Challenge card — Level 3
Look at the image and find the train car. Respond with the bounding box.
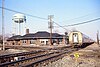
[69,31,94,47]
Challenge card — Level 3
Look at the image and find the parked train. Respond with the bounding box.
[69,31,94,47]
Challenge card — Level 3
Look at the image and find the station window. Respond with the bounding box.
[23,41,24,43]
[12,42,14,45]
[59,39,62,42]
[24,41,26,43]
[30,40,35,44]
[30,41,32,44]
[41,41,44,43]
[23,40,26,43]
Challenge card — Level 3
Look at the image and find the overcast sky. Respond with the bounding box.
[0,0,100,40]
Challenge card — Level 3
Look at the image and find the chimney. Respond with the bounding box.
[26,29,29,34]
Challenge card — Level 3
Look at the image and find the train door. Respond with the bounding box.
[73,33,78,43]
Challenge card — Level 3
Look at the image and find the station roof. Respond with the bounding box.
[7,35,22,41]
[7,31,64,41]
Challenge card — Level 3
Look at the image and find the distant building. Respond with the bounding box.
[7,31,66,46]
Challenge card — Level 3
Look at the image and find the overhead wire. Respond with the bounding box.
[62,17,100,27]
[53,22,68,31]
[0,7,68,31]
[0,7,48,20]
[0,7,99,31]
[53,12,100,30]
[53,17,100,33]
[62,11,99,22]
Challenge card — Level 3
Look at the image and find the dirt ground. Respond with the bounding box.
[0,43,100,67]
[62,43,100,67]
[0,49,28,55]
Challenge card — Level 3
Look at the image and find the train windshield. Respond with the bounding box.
[73,33,78,43]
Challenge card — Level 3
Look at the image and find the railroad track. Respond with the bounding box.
[0,52,56,67]
[0,46,72,64]
[0,47,78,67]
[0,50,46,63]
[0,45,43,51]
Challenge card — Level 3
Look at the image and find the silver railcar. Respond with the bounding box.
[69,31,93,47]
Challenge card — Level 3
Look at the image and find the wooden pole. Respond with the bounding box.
[48,15,54,45]
[97,31,99,45]
[2,0,5,50]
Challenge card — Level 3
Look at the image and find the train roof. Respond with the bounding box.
[69,31,93,40]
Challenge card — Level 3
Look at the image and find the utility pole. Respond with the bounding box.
[97,31,99,45]
[48,15,54,45]
[2,0,5,50]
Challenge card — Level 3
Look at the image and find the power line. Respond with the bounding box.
[62,11,99,22]
[0,7,68,31]
[2,7,99,31]
[0,7,48,20]
[64,17,100,27]
[55,17,100,27]
[53,22,68,31]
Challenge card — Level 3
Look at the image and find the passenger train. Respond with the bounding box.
[69,31,94,47]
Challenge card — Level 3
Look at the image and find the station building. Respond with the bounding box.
[7,29,66,46]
